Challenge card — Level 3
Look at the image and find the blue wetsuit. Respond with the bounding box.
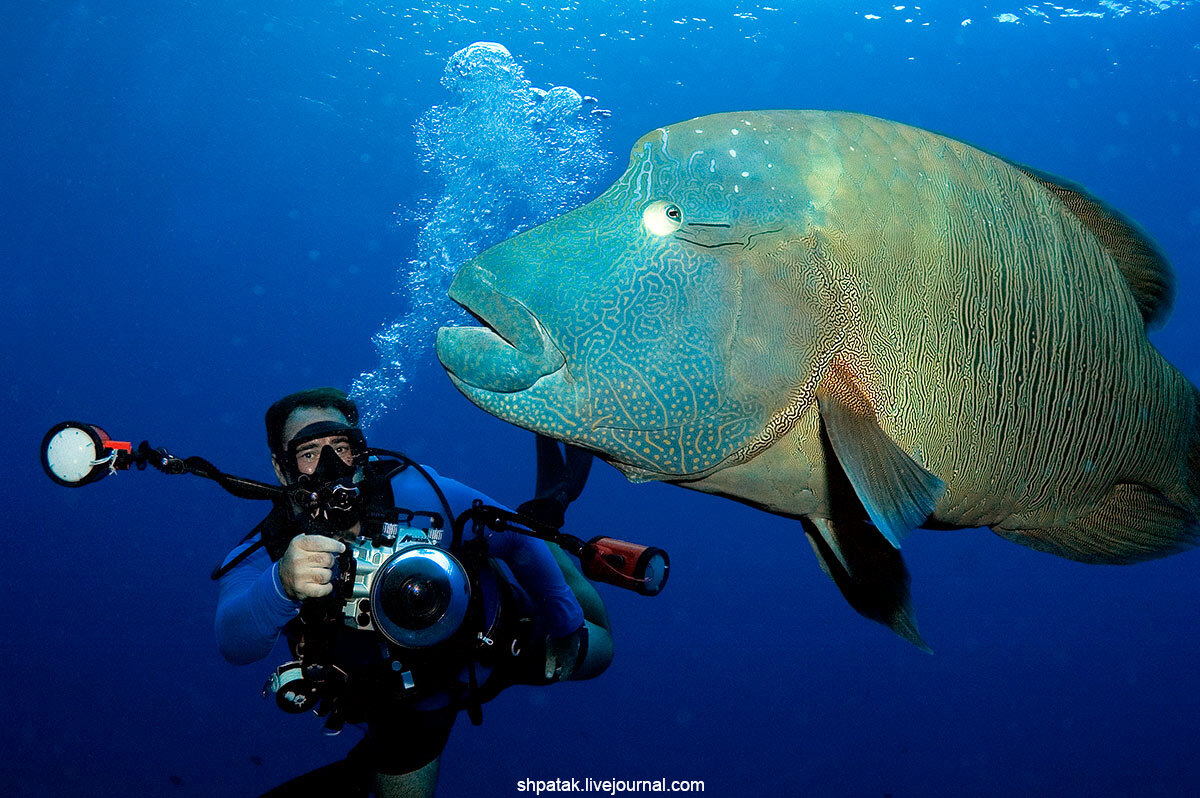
[215,463,584,778]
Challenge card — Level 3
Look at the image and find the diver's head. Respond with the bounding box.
[266,387,365,486]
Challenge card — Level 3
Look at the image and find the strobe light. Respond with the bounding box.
[580,536,670,596]
[40,422,132,487]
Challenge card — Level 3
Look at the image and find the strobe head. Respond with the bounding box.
[581,536,670,596]
[41,422,131,487]
[370,546,471,649]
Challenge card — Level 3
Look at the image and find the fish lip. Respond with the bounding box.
[436,264,566,393]
[447,264,544,356]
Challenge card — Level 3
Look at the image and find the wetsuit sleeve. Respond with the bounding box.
[487,529,585,637]
[214,542,302,665]
[430,471,585,638]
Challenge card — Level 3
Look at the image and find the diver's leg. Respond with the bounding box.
[544,544,613,678]
[372,757,440,798]
[362,704,457,798]
[521,435,596,528]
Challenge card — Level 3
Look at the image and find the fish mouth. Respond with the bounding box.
[436,263,565,393]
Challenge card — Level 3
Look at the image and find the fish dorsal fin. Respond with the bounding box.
[1012,162,1175,328]
[816,364,946,550]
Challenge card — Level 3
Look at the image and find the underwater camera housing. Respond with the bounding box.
[335,512,472,649]
[265,512,474,720]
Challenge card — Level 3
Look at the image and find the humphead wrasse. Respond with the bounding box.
[436,110,1200,648]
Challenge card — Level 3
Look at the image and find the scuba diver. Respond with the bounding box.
[213,388,614,797]
[41,388,666,796]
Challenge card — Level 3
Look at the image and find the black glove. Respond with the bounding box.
[516,495,567,530]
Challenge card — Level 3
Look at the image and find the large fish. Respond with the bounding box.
[436,110,1200,648]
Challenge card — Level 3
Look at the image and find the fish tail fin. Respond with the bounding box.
[995,381,1200,564]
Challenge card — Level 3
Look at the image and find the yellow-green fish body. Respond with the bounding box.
[437,111,1199,647]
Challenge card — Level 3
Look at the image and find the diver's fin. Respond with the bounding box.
[561,443,594,503]
[994,482,1199,564]
[816,364,946,549]
[1009,162,1174,328]
[520,435,596,529]
[534,434,566,498]
[533,435,594,501]
[803,517,931,652]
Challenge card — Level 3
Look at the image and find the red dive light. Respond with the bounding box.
[580,536,670,596]
[40,421,133,487]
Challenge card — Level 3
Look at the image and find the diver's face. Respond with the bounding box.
[293,434,355,476]
[274,406,354,484]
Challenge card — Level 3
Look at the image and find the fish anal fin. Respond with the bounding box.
[816,364,946,549]
[1012,163,1174,328]
[803,516,931,653]
[994,483,1199,564]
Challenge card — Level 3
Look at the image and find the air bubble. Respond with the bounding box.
[351,42,612,425]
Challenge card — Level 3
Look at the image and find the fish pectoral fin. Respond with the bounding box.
[804,517,931,653]
[816,365,946,549]
[807,366,936,650]
[994,482,1199,564]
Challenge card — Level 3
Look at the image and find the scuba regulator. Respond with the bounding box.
[42,420,670,730]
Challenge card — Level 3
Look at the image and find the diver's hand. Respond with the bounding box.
[279,534,346,600]
[544,626,583,682]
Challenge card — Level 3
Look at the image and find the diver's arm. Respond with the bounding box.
[547,543,610,630]
[485,528,586,637]
[214,543,301,665]
[547,543,613,680]
[430,470,585,637]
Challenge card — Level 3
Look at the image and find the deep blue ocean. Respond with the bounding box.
[7,1,1200,795]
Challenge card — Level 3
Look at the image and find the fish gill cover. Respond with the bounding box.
[351,42,612,425]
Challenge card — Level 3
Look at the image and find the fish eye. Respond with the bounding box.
[643,200,683,236]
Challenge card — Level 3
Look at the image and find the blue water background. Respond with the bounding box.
[5,2,1200,795]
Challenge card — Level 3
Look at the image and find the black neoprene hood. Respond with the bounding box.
[265,387,360,455]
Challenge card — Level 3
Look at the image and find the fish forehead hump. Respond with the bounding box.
[634,110,972,216]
